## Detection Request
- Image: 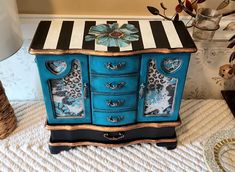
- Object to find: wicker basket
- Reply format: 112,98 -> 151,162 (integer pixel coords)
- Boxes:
0,81 -> 17,139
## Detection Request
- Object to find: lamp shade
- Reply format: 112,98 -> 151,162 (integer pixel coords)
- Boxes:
0,0 -> 22,61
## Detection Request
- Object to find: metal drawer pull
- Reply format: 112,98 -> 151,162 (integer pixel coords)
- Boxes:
106,82 -> 125,90
106,100 -> 125,107
103,132 -> 124,141
139,83 -> 146,99
83,83 -> 88,99
105,62 -> 126,70
107,116 -> 124,123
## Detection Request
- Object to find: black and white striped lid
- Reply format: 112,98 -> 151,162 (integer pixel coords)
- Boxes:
29,20 -> 197,56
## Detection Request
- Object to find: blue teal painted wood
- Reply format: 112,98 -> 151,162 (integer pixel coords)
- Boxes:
35,54 -> 92,124
89,55 -> 140,75
92,93 -> 137,111
35,53 -> 190,125
92,111 -> 136,126
90,74 -> 139,93
137,53 -> 191,122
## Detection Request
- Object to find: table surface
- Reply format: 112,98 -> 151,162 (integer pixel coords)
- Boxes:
0,99 -> 234,172
29,20 -> 197,56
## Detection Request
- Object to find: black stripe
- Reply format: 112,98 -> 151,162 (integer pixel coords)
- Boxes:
30,21 -> 51,50
173,21 -> 196,49
128,21 -> 144,51
56,21 -> 74,50
150,21 -> 170,48
82,21 -> 96,50
107,21 -> 120,52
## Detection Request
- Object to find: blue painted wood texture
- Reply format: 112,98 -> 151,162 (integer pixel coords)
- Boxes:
137,53 -> 191,122
92,111 -> 136,126
90,74 -> 139,93
35,55 -> 91,124
92,93 -> 137,111
35,53 -> 190,125
89,56 -> 140,75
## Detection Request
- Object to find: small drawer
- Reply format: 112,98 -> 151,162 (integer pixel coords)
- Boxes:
90,75 -> 138,93
92,94 -> 137,110
89,55 -> 140,75
92,111 -> 136,126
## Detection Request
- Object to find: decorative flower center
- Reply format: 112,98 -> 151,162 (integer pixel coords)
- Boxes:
109,31 -> 124,38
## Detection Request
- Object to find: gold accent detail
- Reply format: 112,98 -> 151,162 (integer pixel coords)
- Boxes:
49,138 -> 177,147
45,120 -> 181,131
213,137 -> 235,172
29,48 -> 197,56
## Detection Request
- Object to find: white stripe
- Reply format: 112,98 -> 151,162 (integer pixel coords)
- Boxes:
94,20 -> 108,52
43,20 -> 63,49
118,20 -> 133,52
69,20 -> 85,49
162,21 -> 183,48
138,20 -> 156,49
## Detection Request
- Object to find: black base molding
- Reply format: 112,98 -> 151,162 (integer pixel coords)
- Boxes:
49,140 -> 177,154
48,125 -> 178,154
221,90 -> 235,118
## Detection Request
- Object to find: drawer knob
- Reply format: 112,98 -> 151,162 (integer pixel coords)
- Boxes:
106,100 -> 125,107
107,116 -> 124,123
106,82 -> 125,90
105,62 -> 126,70
103,132 -> 124,141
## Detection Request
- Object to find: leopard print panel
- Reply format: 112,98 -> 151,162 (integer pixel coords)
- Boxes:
147,60 -> 167,90
144,60 -> 178,116
63,62 -> 82,99
50,60 -> 84,117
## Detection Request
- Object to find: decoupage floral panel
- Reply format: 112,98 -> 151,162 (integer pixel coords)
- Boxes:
49,60 -> 85,117
145,60 -> 177,116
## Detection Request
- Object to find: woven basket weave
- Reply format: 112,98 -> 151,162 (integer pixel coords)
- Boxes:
0,81 -> 17,139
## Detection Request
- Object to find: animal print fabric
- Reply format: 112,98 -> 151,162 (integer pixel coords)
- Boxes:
144,60 -> 178,116
50,60 -> 84,117
48,59 -> 177,117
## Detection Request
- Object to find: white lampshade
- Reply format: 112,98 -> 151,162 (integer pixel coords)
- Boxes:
0,0 -> 22,61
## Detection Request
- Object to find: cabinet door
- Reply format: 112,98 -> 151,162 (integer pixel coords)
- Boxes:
138,53 -> 190,122
36,54 -> 91,124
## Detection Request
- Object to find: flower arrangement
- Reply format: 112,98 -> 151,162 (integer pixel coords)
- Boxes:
147,0 -> 235,23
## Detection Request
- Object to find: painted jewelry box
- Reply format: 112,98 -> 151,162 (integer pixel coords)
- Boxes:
29,20 -> 196,154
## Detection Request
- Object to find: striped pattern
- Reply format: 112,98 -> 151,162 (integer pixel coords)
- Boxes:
30,20 -> 196,53
1,100 -> 234,172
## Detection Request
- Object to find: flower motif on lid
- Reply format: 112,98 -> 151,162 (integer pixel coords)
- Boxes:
85,23 -> 139,48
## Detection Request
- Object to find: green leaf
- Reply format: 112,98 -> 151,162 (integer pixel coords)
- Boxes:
147,6 -> 160,15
